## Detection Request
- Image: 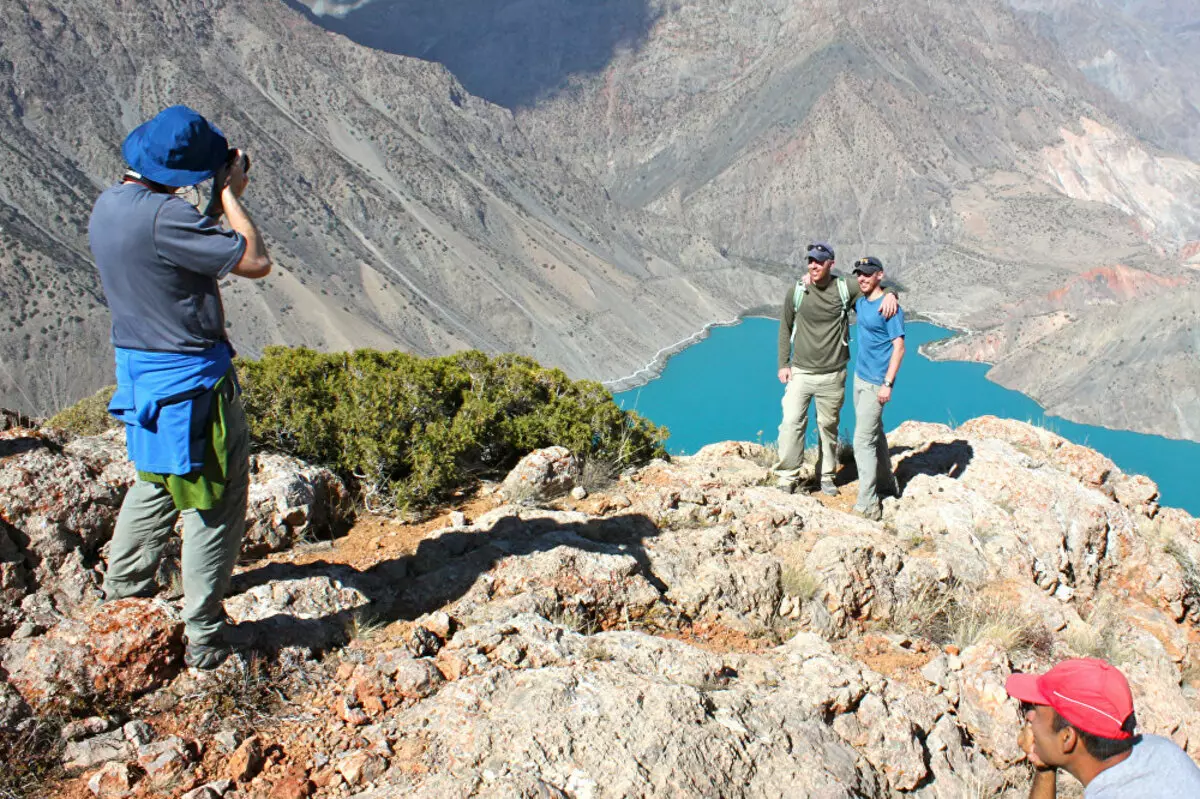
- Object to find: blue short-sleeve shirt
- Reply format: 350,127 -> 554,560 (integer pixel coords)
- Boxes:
854,294 -> 905,385
88,182 -> 246,352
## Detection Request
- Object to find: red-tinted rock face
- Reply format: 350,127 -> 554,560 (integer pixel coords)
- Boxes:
4,599 -> 183,711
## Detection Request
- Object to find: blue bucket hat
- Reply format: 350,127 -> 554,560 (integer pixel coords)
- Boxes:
121,105 -> 229,187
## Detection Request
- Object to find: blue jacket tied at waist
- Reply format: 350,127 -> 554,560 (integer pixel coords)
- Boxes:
108,344 -> 233,475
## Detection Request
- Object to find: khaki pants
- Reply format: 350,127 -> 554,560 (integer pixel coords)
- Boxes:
773,368 -> 846,485
104,388 -> 250,647
852,375 -> 898,511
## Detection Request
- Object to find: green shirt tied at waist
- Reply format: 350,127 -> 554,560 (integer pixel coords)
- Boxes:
777,276 -> 895,373
137,374 -> 234,511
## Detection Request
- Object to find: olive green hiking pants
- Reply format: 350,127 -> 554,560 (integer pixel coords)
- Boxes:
103,389 -> 250,647
773,368 -> 846,486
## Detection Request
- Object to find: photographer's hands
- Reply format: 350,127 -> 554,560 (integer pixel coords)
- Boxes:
204,149 -> 249,218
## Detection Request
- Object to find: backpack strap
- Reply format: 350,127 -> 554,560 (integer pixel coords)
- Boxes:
790,277 -> 853,353
789,280 -> 806,350
836,276 -> 851,346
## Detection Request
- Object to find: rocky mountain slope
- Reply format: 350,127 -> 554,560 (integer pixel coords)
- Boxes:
2,415 -> 1198,797
1008,0 -> 1200,164
3,0 -> 1199,441
0,0 -> 781,417
307,0 -> 1200,440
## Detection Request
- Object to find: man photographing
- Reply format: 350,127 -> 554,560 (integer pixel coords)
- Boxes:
88,105 -> 271,669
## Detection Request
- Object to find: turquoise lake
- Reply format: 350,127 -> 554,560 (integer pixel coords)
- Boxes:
615,318 -> 1200,516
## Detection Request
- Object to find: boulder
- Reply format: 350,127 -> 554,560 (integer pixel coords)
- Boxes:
0,431 -> 123,572
500,447 -> 580,502
244,453 -> 350,557
3,599 -> 183,711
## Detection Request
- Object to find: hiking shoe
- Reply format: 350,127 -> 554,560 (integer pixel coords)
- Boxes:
853,504 -> 883,522
820,479 -> 838,496
775,480 -> 798,495
184,642 -> 232,670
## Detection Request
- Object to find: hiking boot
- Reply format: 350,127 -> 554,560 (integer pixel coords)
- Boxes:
775,480 -> 798,495
184,642 -> 232,670
853,504 -> 883,522
820,479 -> 838,497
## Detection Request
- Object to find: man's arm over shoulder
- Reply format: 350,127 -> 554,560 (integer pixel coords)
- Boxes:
879,285 -> 899,319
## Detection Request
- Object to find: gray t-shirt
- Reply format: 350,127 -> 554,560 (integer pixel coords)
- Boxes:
89,182 -> 245,352
1086,735 -> 1200,798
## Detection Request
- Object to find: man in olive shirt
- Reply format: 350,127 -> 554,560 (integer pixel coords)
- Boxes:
773,243 -> 897,494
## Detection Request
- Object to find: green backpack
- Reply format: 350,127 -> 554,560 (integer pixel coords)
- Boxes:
790,275 -> 851,352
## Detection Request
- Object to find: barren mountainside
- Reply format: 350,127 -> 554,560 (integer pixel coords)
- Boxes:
306,0 -> 1200,440
0,0 -> 781,416
2,0 -> 1199,441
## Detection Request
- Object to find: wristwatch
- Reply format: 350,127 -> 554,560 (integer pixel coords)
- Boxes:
882,378 -> 894,388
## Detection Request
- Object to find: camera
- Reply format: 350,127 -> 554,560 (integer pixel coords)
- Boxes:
225,147 -> 251,174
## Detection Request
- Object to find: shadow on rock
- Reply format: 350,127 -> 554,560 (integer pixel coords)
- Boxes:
283,0 -> 661,109
895,440 -> 974,486
226,511 -> 666,655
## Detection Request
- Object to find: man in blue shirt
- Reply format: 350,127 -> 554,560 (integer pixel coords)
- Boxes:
850,257 -> 904,521
89,106 -> 271,669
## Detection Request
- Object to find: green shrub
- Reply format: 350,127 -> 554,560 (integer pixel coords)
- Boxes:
46,385 -> 118,436
237,347 -> 667,510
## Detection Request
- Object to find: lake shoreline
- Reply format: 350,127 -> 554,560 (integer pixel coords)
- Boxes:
603,306 -> 979,394
613,318 -> 1200,514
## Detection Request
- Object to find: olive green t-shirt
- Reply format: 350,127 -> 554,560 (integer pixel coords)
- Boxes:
776,276 -> 867,374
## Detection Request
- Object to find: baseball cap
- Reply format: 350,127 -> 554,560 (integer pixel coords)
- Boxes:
1006,659 -> 1136,740
122,105 -> 229,188
853,256 -> 883,275
806,242 -> 835,262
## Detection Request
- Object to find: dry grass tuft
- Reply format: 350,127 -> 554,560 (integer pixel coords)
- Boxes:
891,583 -> 1051,656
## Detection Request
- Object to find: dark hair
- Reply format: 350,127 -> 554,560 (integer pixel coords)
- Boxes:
1051,711 -> 1140,760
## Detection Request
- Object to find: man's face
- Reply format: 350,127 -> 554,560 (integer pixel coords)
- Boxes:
808,258 -> 834,283
856,271 -> 883,295
1025,704 -> 1069,767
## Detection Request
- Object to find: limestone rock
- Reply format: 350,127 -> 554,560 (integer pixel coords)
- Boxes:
226,735 -> 264,782
4,599 -> 183,711
223,567 -> 374,652
62,716 -> 113,741
500,447 -> 580,502
0,679 -> 30,728
244,453 -> 350,557
63,730 -> 131,773
336,750 -> 386,786
137,735 -> 195,784
87,761 -> 135,798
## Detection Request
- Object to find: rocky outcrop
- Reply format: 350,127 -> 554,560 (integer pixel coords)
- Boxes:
0,426 -> 350,638
498,446 -> 581,503
2,599 -> 183,713
2,419 -> 1199,797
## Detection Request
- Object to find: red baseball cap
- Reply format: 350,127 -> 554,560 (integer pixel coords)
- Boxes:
1006,658 -> 1135,739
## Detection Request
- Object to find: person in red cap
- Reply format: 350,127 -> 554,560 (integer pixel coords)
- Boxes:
1006,658 -> 1200,797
